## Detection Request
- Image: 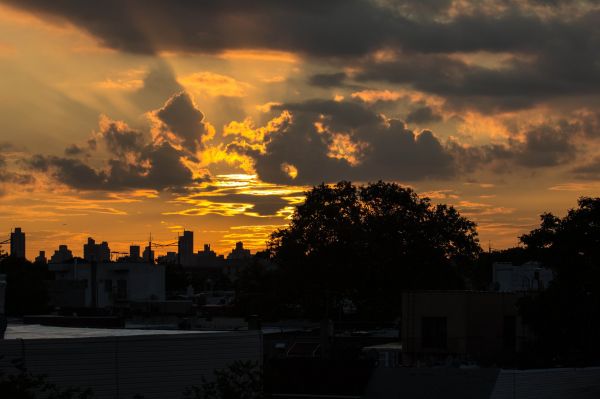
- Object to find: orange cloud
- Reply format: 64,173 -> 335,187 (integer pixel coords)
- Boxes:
327,133 -> 367,166
224,111 -> 292,143
217,49 -> 299,63
94,68 -> 146,90
281,163 -> 298,179
219,224 -> 289,251
351,89 -> 402,103
178,71 -> 251,97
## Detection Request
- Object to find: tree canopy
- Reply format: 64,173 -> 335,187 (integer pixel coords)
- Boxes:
519,197 -> 600,365
268,181 -> 481,320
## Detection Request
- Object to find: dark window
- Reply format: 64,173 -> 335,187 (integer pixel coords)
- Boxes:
104,279 -> 113,293
117,279 -> 127,299
422,317 -> 447,349
503,316 -> 516,350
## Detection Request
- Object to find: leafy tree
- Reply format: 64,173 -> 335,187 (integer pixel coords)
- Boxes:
234,255 -> 286,320
268,181 -> 481,320
182,361 -> 263,399
519,197 -> 600,365
0,256 -> 50,315
0,358 -> 93,398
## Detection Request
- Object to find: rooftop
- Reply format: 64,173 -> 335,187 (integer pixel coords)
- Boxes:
4,324 -> 218,340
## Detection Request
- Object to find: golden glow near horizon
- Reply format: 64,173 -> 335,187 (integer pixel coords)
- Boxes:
1,1 -> 599,259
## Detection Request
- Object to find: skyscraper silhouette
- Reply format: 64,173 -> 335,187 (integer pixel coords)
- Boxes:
10,227 -> 25,259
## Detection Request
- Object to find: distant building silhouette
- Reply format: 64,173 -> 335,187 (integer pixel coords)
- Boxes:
178,230 -> 194,266
492,261 -> 554,292
83,237 -> 110,263
35,250 -> 47,264
196,244 -> 223,268
129,245 -> 141,262
227,241 -> 251,260
143,245 -> 154,264
50,245 -> 73,264
157,251 -> 177,265
10,227 -> 25,259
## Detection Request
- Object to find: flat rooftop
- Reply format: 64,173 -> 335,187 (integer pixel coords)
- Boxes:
5,324 -> 219,340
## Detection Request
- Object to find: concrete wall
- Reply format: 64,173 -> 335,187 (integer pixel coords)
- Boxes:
0,330 -> 262,399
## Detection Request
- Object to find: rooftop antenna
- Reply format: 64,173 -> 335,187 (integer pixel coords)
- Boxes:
488,241 -> 492,254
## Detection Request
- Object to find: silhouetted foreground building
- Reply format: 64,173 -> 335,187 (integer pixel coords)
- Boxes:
0,324 -> 261,399
48,262 -> 165,308
401,291 -> 526,366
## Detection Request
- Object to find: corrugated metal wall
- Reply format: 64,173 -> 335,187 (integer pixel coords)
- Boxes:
0,331 -> 262,399
490,367 -> 600,399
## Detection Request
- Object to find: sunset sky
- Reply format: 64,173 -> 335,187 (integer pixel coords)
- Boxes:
1,0 -> 600,259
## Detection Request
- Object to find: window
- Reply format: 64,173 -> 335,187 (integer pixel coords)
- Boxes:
104,279 -> 113,293
422,317 -> 447,349
503,315 -> 516,350
117,279 -> 127,300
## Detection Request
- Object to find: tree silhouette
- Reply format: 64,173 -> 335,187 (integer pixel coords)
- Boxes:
268,181 -> 480,320
182,361 -> 262,399
0,257 -> 50,316
0,358 -> 93,399
519,197 -> 600,365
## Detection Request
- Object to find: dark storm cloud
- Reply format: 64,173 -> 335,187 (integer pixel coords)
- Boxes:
186,192 -> 291,216
1,0 -> 401,57
405,106 -> 442,124
0,149 -> 34,186
2,0 -> 593,56
352,42 -> 600,111
128,62 -> 183,111
451,120 -> 581,172
570,153 -> 600,180
4,0 -> 600,110
233,99 -> 456,184
64,144 -> 86,157
27,155 -> 106,189
308,72 -> 349,88
571,158 -> 600,179
27,142 -> 197,192
272,99 -> 381,129
23,93 -> 215,191
514,123 -> 578,167
101,121 -> 146,157
154,92 -> 210,153
231,99 -> 595,184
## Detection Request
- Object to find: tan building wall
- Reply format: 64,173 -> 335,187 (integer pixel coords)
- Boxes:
401,291 -> 527,365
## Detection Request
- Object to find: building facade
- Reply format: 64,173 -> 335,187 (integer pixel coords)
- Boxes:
49,262 -> 165,308
401,291 -> 528,366
493,261 -> 554,292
